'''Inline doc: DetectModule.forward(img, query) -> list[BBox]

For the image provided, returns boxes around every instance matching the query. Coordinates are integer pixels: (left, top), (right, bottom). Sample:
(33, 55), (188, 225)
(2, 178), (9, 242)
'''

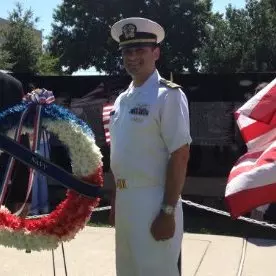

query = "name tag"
(129, 107), (149, 116)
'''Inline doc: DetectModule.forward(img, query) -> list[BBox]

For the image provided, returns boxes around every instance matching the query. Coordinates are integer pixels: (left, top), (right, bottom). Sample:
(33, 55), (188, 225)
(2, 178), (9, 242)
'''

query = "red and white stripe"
(13, 105), (42, 216)
(23, 88), (55, 105)
(102, 103), (114, 144)
(226, 78), (276, 218)
(0, 107), (30, 205)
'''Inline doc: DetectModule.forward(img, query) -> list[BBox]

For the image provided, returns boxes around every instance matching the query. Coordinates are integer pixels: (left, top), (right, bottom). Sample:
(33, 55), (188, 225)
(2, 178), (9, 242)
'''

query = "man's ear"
(153, 47), (160, 61)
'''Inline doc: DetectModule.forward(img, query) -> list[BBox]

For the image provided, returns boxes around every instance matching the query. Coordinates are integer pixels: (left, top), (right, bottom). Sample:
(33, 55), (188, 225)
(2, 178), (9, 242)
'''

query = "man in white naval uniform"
(109, 17), (192, 276)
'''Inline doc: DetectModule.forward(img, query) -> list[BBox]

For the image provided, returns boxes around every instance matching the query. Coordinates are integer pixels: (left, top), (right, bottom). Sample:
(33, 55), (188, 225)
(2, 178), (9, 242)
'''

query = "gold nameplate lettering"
(116, 179), (127, 190)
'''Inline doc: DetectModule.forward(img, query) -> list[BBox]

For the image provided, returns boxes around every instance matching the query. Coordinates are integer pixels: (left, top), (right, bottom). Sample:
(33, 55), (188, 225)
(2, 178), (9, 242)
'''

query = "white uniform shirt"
(110, 70), (192, 188)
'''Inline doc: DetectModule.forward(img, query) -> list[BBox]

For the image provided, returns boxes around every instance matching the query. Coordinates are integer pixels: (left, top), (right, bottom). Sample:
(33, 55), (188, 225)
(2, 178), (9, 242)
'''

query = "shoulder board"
(159, 79), (182, 89)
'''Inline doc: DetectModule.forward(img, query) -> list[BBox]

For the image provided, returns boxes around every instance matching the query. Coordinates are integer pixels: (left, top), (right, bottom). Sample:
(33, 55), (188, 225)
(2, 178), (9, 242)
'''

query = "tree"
(0, 3), (42, 73)
(198, 6), (253, 72)
(198, 0), (276, 73)
(37, 52), (61, 75)
(48, 0), (212, 75)
(246, 0), (276, 71)
(0, 49), (13, 70)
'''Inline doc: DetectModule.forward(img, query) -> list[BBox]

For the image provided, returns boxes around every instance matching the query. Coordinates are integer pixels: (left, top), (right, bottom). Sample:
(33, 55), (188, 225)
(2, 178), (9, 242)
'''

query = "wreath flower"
(0, 89), (103, 251)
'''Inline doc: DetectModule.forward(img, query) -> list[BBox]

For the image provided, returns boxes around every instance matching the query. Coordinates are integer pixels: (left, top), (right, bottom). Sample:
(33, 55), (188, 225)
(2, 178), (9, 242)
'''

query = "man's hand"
(150, 211), (175, 241)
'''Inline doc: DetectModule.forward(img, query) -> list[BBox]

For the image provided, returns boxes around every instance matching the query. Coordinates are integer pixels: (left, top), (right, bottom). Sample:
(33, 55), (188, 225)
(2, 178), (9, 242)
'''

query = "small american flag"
(102, 103), (114, 144)
(225, 78), (276, 218)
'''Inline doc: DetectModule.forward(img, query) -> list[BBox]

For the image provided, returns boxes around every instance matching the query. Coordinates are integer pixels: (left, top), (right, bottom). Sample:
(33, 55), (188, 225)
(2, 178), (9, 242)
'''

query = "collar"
(130, 69), (160, 89)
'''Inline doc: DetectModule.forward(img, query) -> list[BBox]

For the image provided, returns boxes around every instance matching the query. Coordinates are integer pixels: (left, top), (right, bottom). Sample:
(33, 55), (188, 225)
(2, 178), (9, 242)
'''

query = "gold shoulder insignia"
(159, 78), (182, 89)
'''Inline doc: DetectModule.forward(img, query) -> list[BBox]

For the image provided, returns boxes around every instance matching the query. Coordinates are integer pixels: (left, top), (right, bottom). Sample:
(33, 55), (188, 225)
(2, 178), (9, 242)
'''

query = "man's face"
(122, 46), (160, 76)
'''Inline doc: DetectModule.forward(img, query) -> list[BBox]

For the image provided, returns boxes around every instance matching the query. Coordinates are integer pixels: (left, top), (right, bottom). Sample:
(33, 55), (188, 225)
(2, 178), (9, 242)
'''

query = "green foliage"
(44, 0), (276, 73)
(0, 49), (14, 70)
(48, 0), (212, 75)
(199, 0), (276, 72)
(37, 51), (62, 75)
(0, 2), (42, 73)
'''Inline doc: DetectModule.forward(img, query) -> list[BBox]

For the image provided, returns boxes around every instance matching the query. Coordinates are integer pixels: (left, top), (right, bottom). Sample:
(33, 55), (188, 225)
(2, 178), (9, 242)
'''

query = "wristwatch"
(161, 204), (175, 215)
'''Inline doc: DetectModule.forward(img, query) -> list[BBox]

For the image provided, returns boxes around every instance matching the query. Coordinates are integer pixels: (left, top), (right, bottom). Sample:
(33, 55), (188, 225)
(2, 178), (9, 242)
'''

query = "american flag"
(225, 78), (276, 218)
(102, 103), (114, 144)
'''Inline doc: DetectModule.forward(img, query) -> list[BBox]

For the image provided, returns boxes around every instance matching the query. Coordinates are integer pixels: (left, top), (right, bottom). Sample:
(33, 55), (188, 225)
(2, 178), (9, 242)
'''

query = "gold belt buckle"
(116, 179), (127, 190)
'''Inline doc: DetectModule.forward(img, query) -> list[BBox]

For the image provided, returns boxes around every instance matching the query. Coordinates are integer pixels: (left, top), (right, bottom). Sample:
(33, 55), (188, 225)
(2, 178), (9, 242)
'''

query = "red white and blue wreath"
(0, 88), (103, 251)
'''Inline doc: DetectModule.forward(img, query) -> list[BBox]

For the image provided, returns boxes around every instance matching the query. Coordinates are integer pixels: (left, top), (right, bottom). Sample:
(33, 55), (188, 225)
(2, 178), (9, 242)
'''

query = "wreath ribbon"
(0, 133), (104, 198)
(0, 90), (53, 216)
(0, 107), (30, 206)
(0, 89), (104, 200)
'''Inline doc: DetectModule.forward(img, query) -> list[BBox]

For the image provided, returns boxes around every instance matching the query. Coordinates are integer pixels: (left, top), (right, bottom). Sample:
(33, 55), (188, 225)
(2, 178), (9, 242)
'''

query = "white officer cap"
(111, 17), (165, 50)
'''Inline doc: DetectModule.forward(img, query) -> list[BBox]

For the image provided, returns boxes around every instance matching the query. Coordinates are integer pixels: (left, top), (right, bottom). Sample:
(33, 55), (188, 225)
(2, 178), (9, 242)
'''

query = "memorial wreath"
(0, 89), (103, 251)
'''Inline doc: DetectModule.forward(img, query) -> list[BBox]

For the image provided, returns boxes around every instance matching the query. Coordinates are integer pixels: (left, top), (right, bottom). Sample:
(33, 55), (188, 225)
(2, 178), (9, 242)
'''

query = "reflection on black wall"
(10, 72), (276, 178)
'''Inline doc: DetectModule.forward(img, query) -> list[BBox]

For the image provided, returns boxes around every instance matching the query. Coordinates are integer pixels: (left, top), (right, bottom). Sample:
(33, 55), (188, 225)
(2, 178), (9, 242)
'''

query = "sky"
(0, 0), (246, 75)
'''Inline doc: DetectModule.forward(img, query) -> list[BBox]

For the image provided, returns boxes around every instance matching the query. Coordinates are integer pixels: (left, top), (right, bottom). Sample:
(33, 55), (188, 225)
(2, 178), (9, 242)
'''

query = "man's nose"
(126, 50), (138, 59)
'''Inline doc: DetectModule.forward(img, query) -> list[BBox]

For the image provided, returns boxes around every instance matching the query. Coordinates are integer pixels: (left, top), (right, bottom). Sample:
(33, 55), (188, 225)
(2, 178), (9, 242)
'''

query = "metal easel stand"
(51, 242), (68, 276)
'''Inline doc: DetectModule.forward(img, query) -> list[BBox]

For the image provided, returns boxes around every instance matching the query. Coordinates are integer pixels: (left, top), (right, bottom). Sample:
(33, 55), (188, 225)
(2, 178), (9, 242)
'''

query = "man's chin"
(126, 67), (141, 76)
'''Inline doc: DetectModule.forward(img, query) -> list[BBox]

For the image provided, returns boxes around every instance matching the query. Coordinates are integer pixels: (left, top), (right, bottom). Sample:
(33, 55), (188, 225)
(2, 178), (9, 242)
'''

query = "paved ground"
(1, 227), (276, 275)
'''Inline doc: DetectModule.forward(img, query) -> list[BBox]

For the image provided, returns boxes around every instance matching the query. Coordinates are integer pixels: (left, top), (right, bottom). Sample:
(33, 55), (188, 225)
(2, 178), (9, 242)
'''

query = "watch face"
(162, 205), (174, 215)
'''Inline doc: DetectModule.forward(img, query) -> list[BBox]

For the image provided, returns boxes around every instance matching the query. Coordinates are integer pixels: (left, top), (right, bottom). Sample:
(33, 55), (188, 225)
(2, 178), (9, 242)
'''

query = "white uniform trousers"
(115, 185), (183, 276)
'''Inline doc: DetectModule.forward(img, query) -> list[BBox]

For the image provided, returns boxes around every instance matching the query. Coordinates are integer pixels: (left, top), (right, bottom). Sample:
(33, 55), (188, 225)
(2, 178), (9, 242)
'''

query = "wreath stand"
(51, 243), (68, 276)
(20, 121), (68, 276)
